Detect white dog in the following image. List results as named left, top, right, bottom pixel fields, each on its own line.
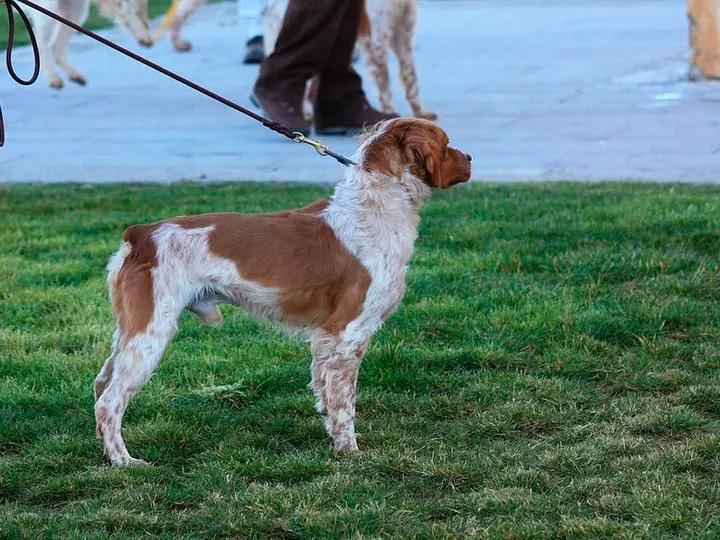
left=29, top=0, right=152, bottom=89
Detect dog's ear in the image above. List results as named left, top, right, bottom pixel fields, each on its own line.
left=358, top=121, right=405, bottom=178
left=401, top=125, right=447, bottom=188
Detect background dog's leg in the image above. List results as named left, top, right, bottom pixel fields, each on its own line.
left=391, top=3, right=436, bottom=120
left=303, top=77, right=319, bottom=124
left=170, top=0, right=206, bottom=52
left=94, top=310, right=180, bottom=467
left=30, top=4, right=64, bottom=89
left=311, top=331, right=368, bottom=453
left=358, top=28, right=395, bottom=115
left=52, top=0, right=91, bottom=86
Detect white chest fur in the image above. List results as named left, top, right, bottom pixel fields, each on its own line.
left=323, top=168, right=426, bottom=331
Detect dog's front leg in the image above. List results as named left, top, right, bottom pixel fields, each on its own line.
left=310, top=331, right=368, bottom=453
left=169, top=0, right=206, bottom=52
left=29, top=8, right=64, bottom=89
left=52, top=0, right=91, bottom=86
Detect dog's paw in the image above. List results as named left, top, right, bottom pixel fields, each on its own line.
left=69, top=73, right=87, bottom=86
left=113, top=457, right=151, bottom=468
left=48, top=77, right=64, bottom=90
left=333, top=440, right=360, bottom=453
left=417, top=111, right=438, bottom=121
left=173, top=39, right=192, bottom=53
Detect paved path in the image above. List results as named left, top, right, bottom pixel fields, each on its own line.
left=2, top=0, right=719, bottom=184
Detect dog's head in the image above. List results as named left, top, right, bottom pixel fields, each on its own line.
left=358, top=118, right=472, bottom=189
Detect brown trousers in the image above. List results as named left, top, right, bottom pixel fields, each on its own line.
left=254, top=0, right=365, bottom=111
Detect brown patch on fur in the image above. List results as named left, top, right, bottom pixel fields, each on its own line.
left=114, top=224, right=160, bottom=344
left=360, top=123, right=402, bottom=179
left=361, top=118, right=472, bottom=188
left=166, top=200, right=371, bottom=333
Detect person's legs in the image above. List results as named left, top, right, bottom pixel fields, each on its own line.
left=252, top=0, right=352, bottom=134
left=313, top=1, right=397, bottom=134
left=238, top=0, right=266, bottom=63
left=252, top=0, right=395, bottom=135
left=315, top=0, right=364, bottom=110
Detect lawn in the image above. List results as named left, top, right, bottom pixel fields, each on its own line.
left=0, top=0, right=177, bottom=50
left=0, top=181, right=719, bottom=538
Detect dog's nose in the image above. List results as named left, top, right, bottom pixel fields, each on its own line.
left=465, top=153, right=472, bottom=162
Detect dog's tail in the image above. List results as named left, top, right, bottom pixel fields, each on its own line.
left=106, top=242, right=132, bottom=320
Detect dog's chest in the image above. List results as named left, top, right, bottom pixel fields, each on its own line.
left=355, top=224, right=417, bottom=322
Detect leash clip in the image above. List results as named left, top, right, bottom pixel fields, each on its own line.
left=292, top=132, right=329, bottom=157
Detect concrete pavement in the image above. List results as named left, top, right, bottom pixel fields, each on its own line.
left=1, top=0, right=719, bottom=184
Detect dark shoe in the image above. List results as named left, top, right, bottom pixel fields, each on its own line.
left=250, top=89, right=310, bottom=136
left=314, top=98, right=398, bottom=136
left=243, top=36, right=265, bottom=65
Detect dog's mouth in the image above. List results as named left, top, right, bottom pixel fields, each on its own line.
left=443, top=149, right=472, bottom=188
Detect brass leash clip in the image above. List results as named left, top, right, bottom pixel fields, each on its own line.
left=292, top=132, right=329, bottom=157
left=291, top=131, right=357, bottom=167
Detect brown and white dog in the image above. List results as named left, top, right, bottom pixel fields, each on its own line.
left=94, top=118, right=471, bottom=466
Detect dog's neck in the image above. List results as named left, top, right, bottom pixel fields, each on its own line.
left=322, top=166, right=430, bottom=270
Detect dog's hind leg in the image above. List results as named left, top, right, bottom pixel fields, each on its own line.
left=390, top=2, right=436, bottom=120
left=29, top=2, right=64, bottom=89
left=94, top=327, right=121, bottom=401
left=95, top=261, right=185, bottom=467
left=95, top=303, right=182, bottom=467
left=169, top=0, right=206, bottom=52
left=357, top=13, right=395, bottom=115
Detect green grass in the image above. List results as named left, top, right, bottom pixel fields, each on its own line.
left=1, top=181, right=719, bottom=538
left=0, top=1, right=176, bottom=50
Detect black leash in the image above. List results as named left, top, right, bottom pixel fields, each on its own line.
left=0, top=0, right=357, bottom=167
